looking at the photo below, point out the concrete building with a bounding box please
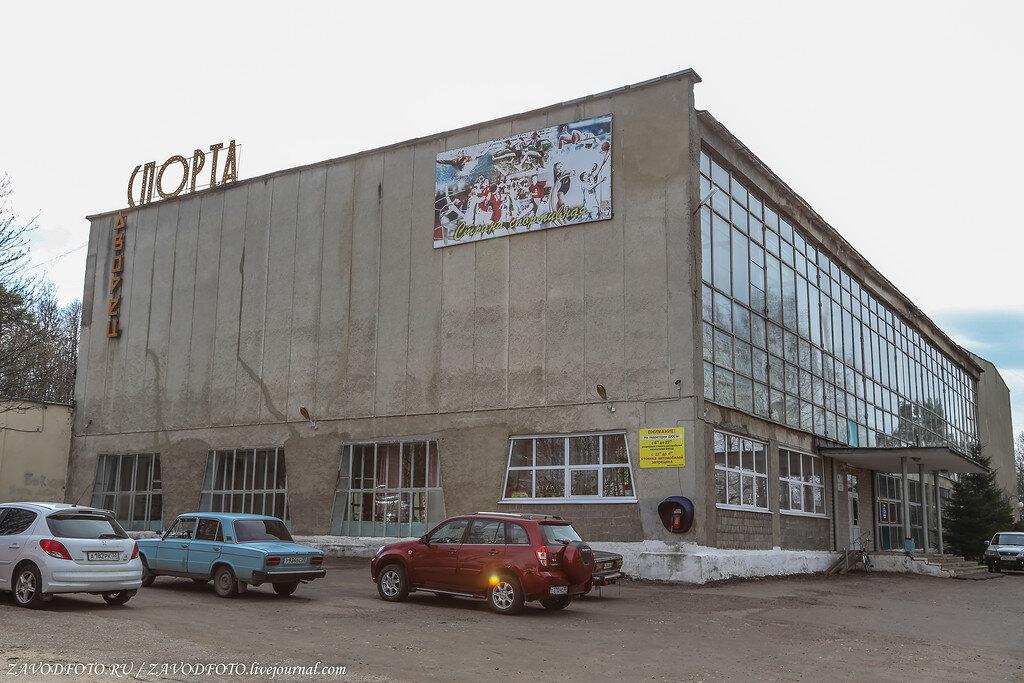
[67,70,1015,577]
[0,399,73,503]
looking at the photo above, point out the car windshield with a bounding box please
[993,533,1024,546]
[541,523,582,545]
[46,513,127,540]
[233,519,293,543]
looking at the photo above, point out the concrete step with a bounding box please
[938,561,985,569]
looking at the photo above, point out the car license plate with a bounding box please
[283,556,306,565]
[87,551,120,561]
[550,585,568,595]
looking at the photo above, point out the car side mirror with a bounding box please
[420,536,430,547]
[984,540,990,546]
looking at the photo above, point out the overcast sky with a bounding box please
[4,1,1022,439]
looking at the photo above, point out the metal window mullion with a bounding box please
[531,439,537,497]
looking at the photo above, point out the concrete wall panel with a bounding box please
[405,141,444,415]
[119,205,159,434]
[344,155,384,417]
[142,201,181,432]
[209,184,248,427]
[184,191,225,427]
[375,147,414,416]
[287,167,328,423]
[317,161,355,418]
[260,172,300,423]
[437,129,479,413]
[234,179,272,424]
[165,195,201,428]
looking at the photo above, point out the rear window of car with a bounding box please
[46,513,127,539]
[234,519,293,543]
[993,533,1024,546]
[540,523,582,544]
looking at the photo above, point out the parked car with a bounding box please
[136,513,325,597]
[591,550,624,587]
[983,531,1024,572]
[0,502,142,608]
[370,511,595,615]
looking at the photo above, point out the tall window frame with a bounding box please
[91,453,163,531]
[778,447,826,516]
[714,431,769,512]
[199,447,289,523]
[329,440,445,538]
[501,432,636,503]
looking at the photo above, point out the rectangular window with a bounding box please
[778,448,825,515]
[91,453,162,531]
[199,447,289,522]
[714,431,768,511]
[502,433,635,502]
[329,440,444,537]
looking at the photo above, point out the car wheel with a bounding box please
[140,557,155,587]
[487,574,524,615]
[213,565,239,598]
[988,564,995,573]
[376,563,409,602]
[12,564,45,609]
[273,581,299,596]
[539,596,572,610]
[101,590,136,606]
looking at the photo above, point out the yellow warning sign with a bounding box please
[639,428,685,468]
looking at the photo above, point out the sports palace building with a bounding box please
[68,69,1017,581]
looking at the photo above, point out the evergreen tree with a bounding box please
[943,448,1021,560]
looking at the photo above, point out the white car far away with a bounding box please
[0,502,143,608]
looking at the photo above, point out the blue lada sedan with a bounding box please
[136,513,325,597]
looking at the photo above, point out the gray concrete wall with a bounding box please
[971,354,1018,511]
[69,73,703,541]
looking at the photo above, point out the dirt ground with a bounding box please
[2,558,1022,682]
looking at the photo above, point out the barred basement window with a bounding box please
[91,453,162,531]
[502,433,635,502]
[778,448,826,515]
[329,440,445,538]
[714,431,769,511]
[199,448,289,523]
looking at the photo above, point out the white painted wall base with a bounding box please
[136,533,954,583]
[867,553,951,577]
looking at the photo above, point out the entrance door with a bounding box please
[849,492,861,550]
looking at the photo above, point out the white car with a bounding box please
[0,502,143,608]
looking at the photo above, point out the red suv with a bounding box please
[370,512,595,615]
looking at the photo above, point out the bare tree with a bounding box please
[0,174,45,396]
[0,174,80,405]
[1,284,80,403]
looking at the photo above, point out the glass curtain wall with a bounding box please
[700,150,977,454]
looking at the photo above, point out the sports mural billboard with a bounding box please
[434,115,612,248]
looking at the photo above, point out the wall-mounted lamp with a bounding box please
[596,384,615,413]
[692,187,718,214]
[299,406,318,430]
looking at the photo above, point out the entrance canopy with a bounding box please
[819,446,988,475]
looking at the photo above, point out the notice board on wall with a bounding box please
[639,428,685,468]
